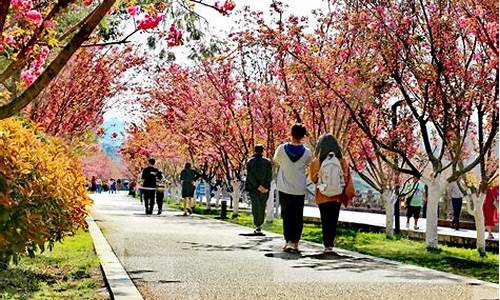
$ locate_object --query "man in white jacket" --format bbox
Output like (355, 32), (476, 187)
(273, 124), (313, 252)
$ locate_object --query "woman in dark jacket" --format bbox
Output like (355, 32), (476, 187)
(180, 163), (200, 215)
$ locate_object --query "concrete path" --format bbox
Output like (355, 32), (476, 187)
(91, 193), (498, 300)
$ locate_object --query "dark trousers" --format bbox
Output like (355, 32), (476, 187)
(156, 191), (164, 212)
(143, 190), (155, 214)
(279, 192), (305, 243)
(318, 201), (341, 247)
(451, 197), (462, 229)
(249, 192), (268, 228)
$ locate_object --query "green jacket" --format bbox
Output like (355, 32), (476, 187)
(245, 154), (272, 193)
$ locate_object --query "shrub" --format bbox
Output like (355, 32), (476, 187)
(0, 118), (91, 268)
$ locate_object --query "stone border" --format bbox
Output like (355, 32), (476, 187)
(87, 216), (144, 300)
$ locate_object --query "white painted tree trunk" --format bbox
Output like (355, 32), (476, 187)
(266, 181), (276, 222)
(466, 193), (486, 256)
(382, 188), (396, 239)
(231, 180), (240, 216)
(205, 180), (211, 211)
(422, 175), (448, 249)
(215, 188), (222, 208)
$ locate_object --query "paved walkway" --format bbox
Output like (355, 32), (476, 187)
(91, 193), (498, 300)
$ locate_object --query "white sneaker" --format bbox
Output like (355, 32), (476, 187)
(283, 241), (294, 252)
(324, 246), (334, 253)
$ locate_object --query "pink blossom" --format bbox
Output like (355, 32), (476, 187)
(25, 10), (42, 25)
(21, 70), (35, 85)
(457, 16), (467, 28)
(136, 13), (163, 30)
(127, 6), (140, 16)
(215, 0), (236, 15)
(3, 35), (14, 45)
(43, 20), (55, 29)
(12, 0), (32, 10)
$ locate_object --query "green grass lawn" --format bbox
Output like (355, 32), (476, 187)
(0, 230), (107, 299)
(167, 201), (499, 283)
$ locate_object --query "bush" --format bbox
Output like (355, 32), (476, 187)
(0, 118), (91, 268)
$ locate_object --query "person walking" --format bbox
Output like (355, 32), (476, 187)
(109, 179), (116, 194)
(129, 179), (137, 197)
(273, 124), (313, 253)
(245, 144), (273, 235)
(141, 158), (163, 215)
(116, 179), (123, 191)
(309, 133), (355, 253)
(180, 162), (200, 216)
(404, 176), (427, 230)
(96, 178), (103, 193)
(447, 181), (464, 230)
(90, 176), (97, 192)
(483, 184), (499, 240)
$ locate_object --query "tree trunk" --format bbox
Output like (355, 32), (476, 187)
(466, 193), (487, 256)
(231, 180), (240, 217)
(423, 175), (447, 250)
(215, 188), (222, 208)
(382, 188), (396, 239)
(205, 180), (211, 211)
(265, 180), (276, 222)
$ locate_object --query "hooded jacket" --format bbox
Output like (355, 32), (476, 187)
(273, 143), (313, 195)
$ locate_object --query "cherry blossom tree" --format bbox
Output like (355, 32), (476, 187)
(24, 45), (144, 141)
(0, 0), (236, 119)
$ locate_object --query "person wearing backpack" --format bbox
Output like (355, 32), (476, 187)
(273, 124), (313, 253)
(245, 144), (273, 235)
(309, 133), (355, 253)
(403, 175), (427, 230)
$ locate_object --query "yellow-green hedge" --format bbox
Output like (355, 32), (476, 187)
(0, 118), (90, 268)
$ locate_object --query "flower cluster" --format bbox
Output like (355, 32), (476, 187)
(136, 13), (163, 30)
(21, 45), (49, 86)
(166, 23), (183, 47)
(215, 0), (236, 16)
(127, 6), (140, 16)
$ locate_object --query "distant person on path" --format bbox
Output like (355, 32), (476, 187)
(96, 178), (103, 193)
(129, 179), (137, 197)
(404, 176), (427, 230)
(116, 179), (123, 191)
(141, 158), (163, 215)
(309, 133), (355, 253)
(273, 123), (313, 253)
(90, 176), (97, 192)
(180, 162), (201, 216)
(483, 184), (499, 240)
(447, 181), (464, 230)
(245, 144), (272, 235)
(109, 179), (117, 194)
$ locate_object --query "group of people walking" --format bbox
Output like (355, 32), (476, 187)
(89, 176), (120, 193)
(133, 123), (498, 251)
(245, 124), (355, 253)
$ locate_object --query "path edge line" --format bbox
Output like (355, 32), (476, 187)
(87, 216), (144, 300)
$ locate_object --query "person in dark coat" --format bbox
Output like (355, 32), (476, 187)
(141, 158), (163, 215)
(245, 144), (272, 235)
(180, 162), (200, 216)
